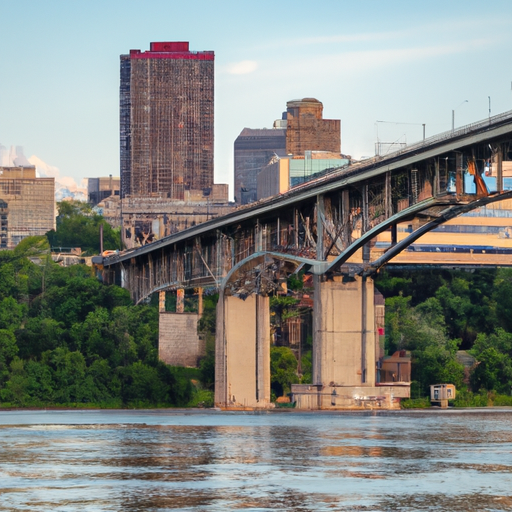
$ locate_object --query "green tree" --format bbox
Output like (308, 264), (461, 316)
(493, 269), (512, 332)
(119, 362), (168, 405)
(199, 335), (215, 390)
(0, 297), (25, 332)
(385, 294), (464, 394)
(2, 357), (30, 406)
(0, 329), (19, 375)
(46, 200), (121, 254)
(270, 346), (299, 397)
(470, 329), (512, 394)
(25, 360), (55, 403)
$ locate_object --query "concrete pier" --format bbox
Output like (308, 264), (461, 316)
(215, 293), (271, 408)
(313, 275), (376, 388)
(292, 275), (409, 409)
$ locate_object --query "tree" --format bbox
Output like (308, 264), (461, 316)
(0, 329), (19, 373)
(385, 294), (464, 395)
(1, 357), (30, 406)
(270, 346), (299, 397)
(493, 269), (512, 332)
(46, 200), (121, 254)
(470, 329), (512, 394)
(0, 297), (25, 332)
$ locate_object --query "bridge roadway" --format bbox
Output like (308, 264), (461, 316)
(99, 110), (512, 410)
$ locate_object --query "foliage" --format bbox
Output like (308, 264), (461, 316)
(376, 267), (512, 402)
(287, 271), (304, 291)
(400, 397), (431, 409)
(187, 388), (214, 408)
(0, 239), (193, 408)
(270, 295), (300, 326)
(469, 329), (512, 394)
(270, 346), (299, 397)
(493, 269), (512, 332)
(197, 293), (218, 334)
(299, 350), (312, 384)
(199, 334), (215, 390)
(46, 200), (121, 255)
(453, 389), (494, 407)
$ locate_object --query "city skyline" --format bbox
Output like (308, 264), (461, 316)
(1, 0), (512, 199)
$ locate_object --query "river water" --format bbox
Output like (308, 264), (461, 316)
(0, 409), (511, 511)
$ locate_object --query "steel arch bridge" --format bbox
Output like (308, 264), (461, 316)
(99, 110), (512, 301)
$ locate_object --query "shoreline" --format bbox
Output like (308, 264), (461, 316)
(1, 406), (512, 415)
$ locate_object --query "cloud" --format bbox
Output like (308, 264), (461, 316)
(225, 60), (258, 75)
(28, 155), (87, 202)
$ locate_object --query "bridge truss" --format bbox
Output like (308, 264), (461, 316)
(101, 110), (512, 303)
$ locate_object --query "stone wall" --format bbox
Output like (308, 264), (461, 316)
(158, 312), (205, 367)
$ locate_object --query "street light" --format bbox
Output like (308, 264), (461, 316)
(452, 100), (468, 132)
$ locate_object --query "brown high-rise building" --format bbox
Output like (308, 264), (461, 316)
(120, 42), (214, 200)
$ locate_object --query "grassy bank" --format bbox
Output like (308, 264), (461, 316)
(401, 390), (512, 408)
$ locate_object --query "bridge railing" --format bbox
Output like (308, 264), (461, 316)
(315, 109), (512, 181)
(396, 109), (512, 157)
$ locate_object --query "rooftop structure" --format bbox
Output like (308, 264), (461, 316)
(285, 98), (340, 155)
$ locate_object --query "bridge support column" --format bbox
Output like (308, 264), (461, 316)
(312, 275), (376, 389)
(215, 292), (271, 409)
(294, 274), (410, 409)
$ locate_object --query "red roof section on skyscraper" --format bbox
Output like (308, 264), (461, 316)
(130, 42), (214, 61)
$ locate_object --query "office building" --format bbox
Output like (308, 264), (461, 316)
(0, 166), (55, 249)
(234, 98), (342, 204)
(120, 42), (232, 249)
(234, 128), (286, 204)
(88, 176), (120, 206)
(120, 41), (214, 199)
(257, 151), (350, 200)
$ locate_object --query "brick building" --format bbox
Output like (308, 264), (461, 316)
(120, 41), (214, 199)
(234, 98), (341, 205)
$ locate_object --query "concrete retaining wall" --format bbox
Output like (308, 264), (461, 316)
(159, 312), (204, 367)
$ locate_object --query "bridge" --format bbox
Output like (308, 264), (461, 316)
(99, 110), (512, 410)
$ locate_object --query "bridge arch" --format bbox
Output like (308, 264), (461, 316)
(220, 251), (321, 297)
(325, 190), (512, 275)
(215, 251), (320, 409)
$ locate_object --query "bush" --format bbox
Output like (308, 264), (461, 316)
(400, 397), (431, 409)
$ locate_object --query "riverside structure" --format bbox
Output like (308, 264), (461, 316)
(98, 110), (512, 410)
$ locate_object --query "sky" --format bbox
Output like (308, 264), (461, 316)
(1, 0), (512, 198)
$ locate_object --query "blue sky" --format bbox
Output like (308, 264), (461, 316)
(1, 0), (512, 196)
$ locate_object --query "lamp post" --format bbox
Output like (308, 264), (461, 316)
(452, 100), (468, 132)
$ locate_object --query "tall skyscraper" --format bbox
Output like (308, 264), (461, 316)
(120, 42), (214, 200)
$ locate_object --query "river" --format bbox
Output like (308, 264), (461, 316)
(0, 409), (511, 511)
